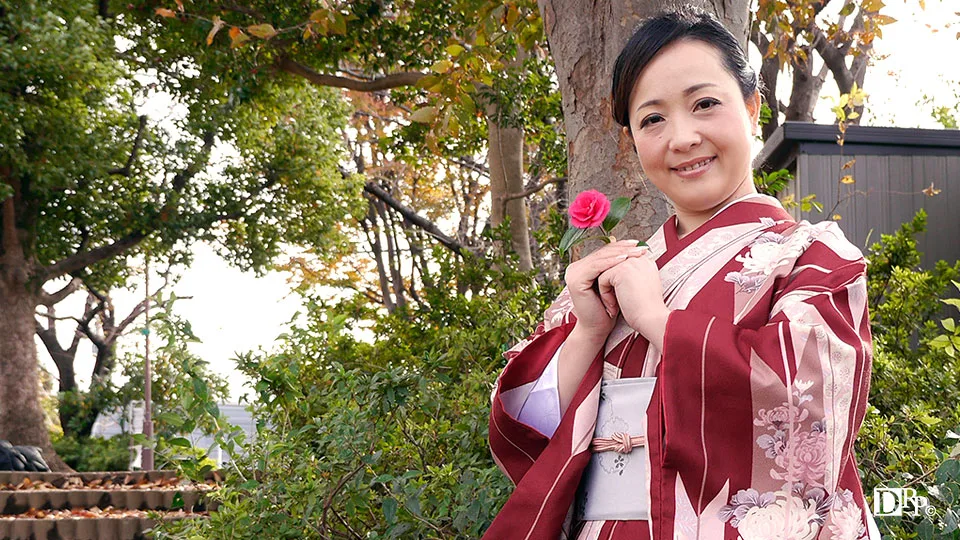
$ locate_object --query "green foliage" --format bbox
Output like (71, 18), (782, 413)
(918, 84), (960, 130)
(754, 168), (793, 196)
(1, 0), (362, 290)
(154, 254), (555, 539)
(857, 209), (960, 538)
(51, 433), (130, 472)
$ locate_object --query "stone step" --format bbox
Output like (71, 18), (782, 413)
(0, 470), (219, 539)
(0, 488), (209, 515)
(0, 470), (191, 487)
(0, 511), (204, 540)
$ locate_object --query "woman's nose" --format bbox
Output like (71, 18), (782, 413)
(667, 117), (702, 153)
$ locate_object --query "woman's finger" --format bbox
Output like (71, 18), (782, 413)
(596, 268), (620, 317)
(576, 247), (648, 278)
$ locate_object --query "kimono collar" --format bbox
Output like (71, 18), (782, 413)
(661, 193), (793, 255)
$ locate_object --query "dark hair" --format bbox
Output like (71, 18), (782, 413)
(611, 8), (758, 131)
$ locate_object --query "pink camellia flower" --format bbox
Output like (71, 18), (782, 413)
(568, 190), (611, 228)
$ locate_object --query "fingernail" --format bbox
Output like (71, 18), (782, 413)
(617, 253), (629, 260)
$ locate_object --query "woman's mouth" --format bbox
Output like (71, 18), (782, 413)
(671, 156), (716, 178)
(672, 156), (716, 172)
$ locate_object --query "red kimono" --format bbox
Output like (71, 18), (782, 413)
(486, 196), (878, 539)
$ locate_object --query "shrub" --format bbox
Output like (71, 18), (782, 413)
(51, 433), (130, 472)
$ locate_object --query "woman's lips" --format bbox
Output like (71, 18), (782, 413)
(671, 156), (716, 178)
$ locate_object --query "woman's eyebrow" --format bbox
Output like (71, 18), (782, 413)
(634, 83), (719, 113)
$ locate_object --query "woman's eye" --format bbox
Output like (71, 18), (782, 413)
(640, 114), (664, 128)
(695, 98), (720, 111)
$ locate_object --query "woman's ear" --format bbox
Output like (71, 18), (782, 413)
(747, 90), (762, 135)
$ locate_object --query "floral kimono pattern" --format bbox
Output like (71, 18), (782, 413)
(485, 196), (879, 540)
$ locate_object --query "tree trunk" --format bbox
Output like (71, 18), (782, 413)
(537, 0), (750, 241)
(0, 275), (70, 471)
(486, 111), (534, 271)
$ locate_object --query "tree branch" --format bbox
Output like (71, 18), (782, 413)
(108, 115), (148, 177)
(811, 25), (853, 92)
(276, 57), (426, 92)
(40, 231), (146, 283)
(501, 177), (563, 206)
(40, 127), (217, 282)
(38, 277), (82, 307)
(362, 182), (465, 255)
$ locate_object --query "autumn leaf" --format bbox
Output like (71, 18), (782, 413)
(155, 7), (177, 18)
(873, 15), (898, 26)
(247, 24), (278, 40)
(206, 16), (225, 46)
(229, 27), (250, 48)
(174, 0), (184, 11)
(923, 183), (942, 196)
(840, 175), (855, 184)
(431, 59), (453, 73)
(330, 13), (347, 35)
(832, 214), (842, 221)
(409, 106), (438, 123)
(862, 0), (884, 12)
(310, 9), (327, 22)
(842, 159), (856, 170)
(446, 44), (465, 57)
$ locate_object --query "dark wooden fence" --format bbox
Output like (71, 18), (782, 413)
(756, 122), (960, 268)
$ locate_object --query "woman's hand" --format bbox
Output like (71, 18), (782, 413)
(597, 251), (671, 350)
(564, 240), (650, 338)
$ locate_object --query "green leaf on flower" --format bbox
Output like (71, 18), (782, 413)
(601, 196), (631, 233)
(559, 227), (587, 257)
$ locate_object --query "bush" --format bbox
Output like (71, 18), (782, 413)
(857, 210), (960, 538)
(51, 433), (130, 472)
(153, 251), (553, 539)
(154, 211), (960, 539)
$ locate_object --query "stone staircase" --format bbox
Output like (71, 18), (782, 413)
(0, 471), (216, 539)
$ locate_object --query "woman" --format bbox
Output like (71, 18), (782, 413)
(485, 8), (878, 540)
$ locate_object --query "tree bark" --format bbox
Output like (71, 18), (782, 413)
(486, 108), (534, 271)
(0, 269), (70, 471)
(537, 0), (750, 241)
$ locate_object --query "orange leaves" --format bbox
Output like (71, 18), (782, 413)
(872, 15), (898, 26)
(155, 7), (177, 18)
(923, 183), (942, 197)
(206, 16), (225, 46)
(228, 26), (250, 48)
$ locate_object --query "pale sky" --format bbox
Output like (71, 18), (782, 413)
(37, 2), (960, 404)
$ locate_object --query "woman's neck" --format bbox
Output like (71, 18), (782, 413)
(675, 183), (760, 239)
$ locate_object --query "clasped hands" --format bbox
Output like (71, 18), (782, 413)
(563, 240), (670, 351)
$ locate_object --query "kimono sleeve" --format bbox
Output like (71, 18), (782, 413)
(657, 230), (872, 498)
(489, 289), (577, 484)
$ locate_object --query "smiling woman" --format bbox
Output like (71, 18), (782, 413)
(485, 7), (880, 540)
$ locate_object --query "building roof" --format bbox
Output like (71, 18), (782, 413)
(755, 122), (960, 172)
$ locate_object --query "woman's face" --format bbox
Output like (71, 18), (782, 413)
(627, 39), (760, 217)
